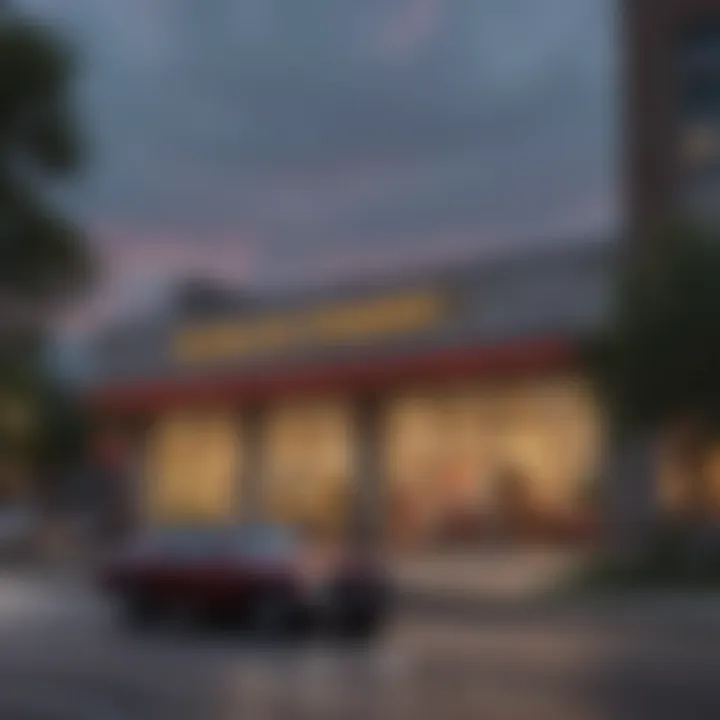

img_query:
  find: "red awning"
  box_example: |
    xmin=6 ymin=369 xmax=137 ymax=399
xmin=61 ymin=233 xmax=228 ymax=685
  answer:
xmin=85 ymin=338 xmax=581 ymax=415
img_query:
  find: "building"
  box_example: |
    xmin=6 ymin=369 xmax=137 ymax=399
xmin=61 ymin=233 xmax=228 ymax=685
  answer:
xmin=82 ymin=3 xmax=720 ymax=550
xmin=85 ymin=242 xmax=613 ymax=550
xmin=626 ymin=0 xmax=720 ymax=240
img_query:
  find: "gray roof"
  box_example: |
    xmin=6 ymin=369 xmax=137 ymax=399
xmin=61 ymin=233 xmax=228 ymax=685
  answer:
xmin=86 ymin=239 xmax=617 ymax=388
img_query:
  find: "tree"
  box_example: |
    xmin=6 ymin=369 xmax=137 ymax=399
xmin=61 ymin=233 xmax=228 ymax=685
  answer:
xmin=0 ymin=6 xmax=91 ymax=495
xmin=0 ymin=10 xmax=90 ymax=311
xmin=594 ymin=221 xmax=720 ymax=562
xmin=32 ymin=379 xmax=89 ymax=508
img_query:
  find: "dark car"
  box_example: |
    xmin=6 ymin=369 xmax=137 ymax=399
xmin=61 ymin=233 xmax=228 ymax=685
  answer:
xmin=96 ymin=524 xmax=391 ymax=639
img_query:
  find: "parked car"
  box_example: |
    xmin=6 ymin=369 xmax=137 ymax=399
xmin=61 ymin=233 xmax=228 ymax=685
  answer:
xmin=96 ymin=523 xmax=392 ymax=639
xmin=0 ymin=506 xmax=39 ymax=560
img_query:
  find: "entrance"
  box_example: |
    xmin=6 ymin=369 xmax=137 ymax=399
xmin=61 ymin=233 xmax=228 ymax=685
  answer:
xmin=261 ymin=399 xmax=354 ymax=539
xmin=385 ymin=378 xmax=602 ymax=549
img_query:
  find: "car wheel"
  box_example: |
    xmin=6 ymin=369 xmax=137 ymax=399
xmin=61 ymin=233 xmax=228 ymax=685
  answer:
xmin=122 ymin=593 xmax=163 ymax=630
xmin=335 ymin=611 xmax=384 ymax=644
xmin=325 ymin=581 xmax=389 ymax=643
xmin=168 ymin=596 xmax=204 ymax=632
xmin=250 ymin=590 xmax=298 ymax=640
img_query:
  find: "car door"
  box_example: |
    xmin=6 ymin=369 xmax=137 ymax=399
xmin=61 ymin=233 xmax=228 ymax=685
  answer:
xmin=195 ymin=535 xmax=254 ymax=615
xmin=144 ymin=536 xmax=189 ymax=605
xmin=166 ymin=532 xmax=221 ymax=611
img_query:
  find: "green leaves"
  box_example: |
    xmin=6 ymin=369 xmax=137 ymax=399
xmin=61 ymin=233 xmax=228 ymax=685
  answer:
xmin=0 ymin=10 xmax=91 ymax=312
xmin=0 ymin=187 xmax=91 ymax=299
xmin=596 ymin=221 xmax=720 ymax=438
xmin=0 ymin=17 xmax=79 ymax=175
xmin=0 ymin=8 xmax=90 ymax=474
xmin=33 ymin=380 xmax=88 ymax=473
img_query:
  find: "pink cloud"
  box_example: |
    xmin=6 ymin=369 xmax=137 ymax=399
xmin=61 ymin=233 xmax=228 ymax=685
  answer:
xmin=59 ymin=228 xmax=257 ymax=338
xmin=372 ymin=0 xmax=446 ymax=62
xmin=299 ymin=190 xmax=613 ymax=286
xmin=56 ymin=185 xmax=612 ymax=341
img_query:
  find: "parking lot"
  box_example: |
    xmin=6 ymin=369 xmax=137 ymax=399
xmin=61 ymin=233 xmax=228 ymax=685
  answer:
xmin=0 ymin=569 xmax=719 ymax=718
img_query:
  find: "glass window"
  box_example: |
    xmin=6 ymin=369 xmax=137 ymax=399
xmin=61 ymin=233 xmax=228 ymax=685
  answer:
xmin=145 ymin=413 xmax=242 ymax=525
xmin=384 ymin=377 xmax=603 ymax=546
xmin=234 ymin=525 xmax=298 ymax=561
xmin=262 ymin=400 xmax=353 ymax=538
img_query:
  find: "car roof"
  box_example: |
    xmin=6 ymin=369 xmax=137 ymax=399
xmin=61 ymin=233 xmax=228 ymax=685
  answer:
xmin=139 ymin=523 xmax=297 ymax=547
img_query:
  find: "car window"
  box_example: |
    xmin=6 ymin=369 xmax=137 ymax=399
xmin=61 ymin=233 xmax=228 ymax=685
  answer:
xmin=169 ymin=529 xmax=226 ymax=559
xmin=121 ymin=534 xmax=162 ymax=558
xmin=125 ymin=526 xmax=298 ymax=562
xmin=127 ymin=529 xmax=224 ymax=560
xmin=234 ymin=527 xmax=297 ymax=561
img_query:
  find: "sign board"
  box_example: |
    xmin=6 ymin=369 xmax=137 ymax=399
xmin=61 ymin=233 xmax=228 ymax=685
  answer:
xmin=173 ymin=290 xmax=449 ymax=365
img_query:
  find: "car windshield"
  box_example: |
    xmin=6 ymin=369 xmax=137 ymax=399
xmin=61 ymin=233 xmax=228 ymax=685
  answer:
xmin=123 ymin=525 xmax=298 ymax=561
xmin=124 ymin=528 xmax=224 ymax=557
xmin=234 ymin=525 xmax=298 ymax=561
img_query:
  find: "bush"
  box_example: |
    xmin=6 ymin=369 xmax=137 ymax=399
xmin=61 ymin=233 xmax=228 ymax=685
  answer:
xmin=577 ymin=521 xmax=720 ymax=591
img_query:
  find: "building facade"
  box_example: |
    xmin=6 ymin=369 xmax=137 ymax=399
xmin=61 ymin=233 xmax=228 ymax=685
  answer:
xmin=85 ymin=243 xmax=612 ymax=550
xmin=83 ymin=2 xmax=720 ymax=550
xmin=626 ymin=0 xmax=720 ymax=239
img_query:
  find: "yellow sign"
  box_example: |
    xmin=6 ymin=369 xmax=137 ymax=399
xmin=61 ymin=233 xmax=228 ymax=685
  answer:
xmin=173 ymin=290 xmax=447 ymax=365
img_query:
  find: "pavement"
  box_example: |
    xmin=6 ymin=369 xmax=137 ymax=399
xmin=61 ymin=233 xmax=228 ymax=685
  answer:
xmin=394 ymin=548 xmax=585 ymax=603
xmin=0 ymin=565 xmax=720 ymax=718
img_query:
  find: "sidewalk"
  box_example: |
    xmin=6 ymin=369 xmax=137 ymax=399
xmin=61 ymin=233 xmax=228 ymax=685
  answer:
xmin=394 ymin=550 xmax=587 ymax=607
xmin=0 ymin=566 xmax=96 ymax=630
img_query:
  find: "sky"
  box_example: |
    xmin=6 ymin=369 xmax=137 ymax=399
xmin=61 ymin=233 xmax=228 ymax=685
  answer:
xmin=18 ymin=0 xmax=616 ymax=338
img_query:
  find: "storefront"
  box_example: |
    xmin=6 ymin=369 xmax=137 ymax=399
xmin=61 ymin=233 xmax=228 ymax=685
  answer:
xmin=86 ymin=244 xmax=611 ymax=549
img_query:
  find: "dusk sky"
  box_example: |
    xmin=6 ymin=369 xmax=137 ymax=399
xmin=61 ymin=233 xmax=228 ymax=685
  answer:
xmin=19 ymin=0 xmax=615 ymax=338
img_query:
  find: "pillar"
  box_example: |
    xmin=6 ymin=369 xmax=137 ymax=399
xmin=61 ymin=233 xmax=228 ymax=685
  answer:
xmin=239 ymin=406 xmax=265 ymax=523
xmin=125 ymin=419 xmax=151 ymax=532
xmin=91 ymin=416 xmax=150 ymax=540
xmin=352 ymin=394 xmax=385 ymax=549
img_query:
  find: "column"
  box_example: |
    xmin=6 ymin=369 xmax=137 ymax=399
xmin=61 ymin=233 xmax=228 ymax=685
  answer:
xmin=92 ymin=417 xmax=149 ymax=541
xmin=352 ymin=394 xmax=385 ymax=549
xmin=239 ymin=406 xmax=265 ymax=523
xmin=125 ymin=418 xmax=152 ymax=533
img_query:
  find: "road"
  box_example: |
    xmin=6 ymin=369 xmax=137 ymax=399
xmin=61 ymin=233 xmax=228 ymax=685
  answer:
xmin=0 ymin=571 xmax=719 ymax=718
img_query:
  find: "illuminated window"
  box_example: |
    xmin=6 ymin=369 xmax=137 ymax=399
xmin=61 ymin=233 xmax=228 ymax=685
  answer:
xmin=262 ymin=400 xmax=354 ymax=537
xmin=384 ymin=378 xmax=603 ymax=545
xmin=145 ymin=413 xmax=242 ymax=524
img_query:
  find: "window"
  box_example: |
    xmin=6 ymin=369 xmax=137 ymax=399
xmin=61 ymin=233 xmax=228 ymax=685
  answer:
xmin=145 ymin=413 xmax=242 ymax=524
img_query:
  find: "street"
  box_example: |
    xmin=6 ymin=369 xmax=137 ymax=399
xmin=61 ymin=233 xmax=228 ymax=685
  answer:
xmin=0 ymin=572 xmax=719 ymax=719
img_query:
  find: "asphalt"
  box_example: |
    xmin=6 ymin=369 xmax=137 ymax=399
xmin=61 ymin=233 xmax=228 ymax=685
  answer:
xmin=1 ymin=569 xmax=720 ymax=718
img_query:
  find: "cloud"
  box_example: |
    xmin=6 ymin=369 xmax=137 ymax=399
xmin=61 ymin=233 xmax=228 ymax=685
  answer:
xmin=372 ymin=0 xmax=447 ymax=62
xmin=59 ymin=228 xmax=257 ymax=336
xmin=18 ymin=0 xmax=614 ymax=329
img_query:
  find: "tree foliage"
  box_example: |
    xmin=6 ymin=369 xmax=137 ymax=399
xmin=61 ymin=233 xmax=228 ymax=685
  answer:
xmin=33 ymin=379 xmax=88 ymax=472
xmin=0 ymin=7 xmax=91 ymax=476
xmin=596 ymin=222 xmax=720 ymax=439
xmin=0 ymin=10 xmax=90 ymax=311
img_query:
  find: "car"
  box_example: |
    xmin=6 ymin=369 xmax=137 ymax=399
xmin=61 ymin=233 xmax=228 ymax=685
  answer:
xmin=0 ymin=506 xmax=39 ymax=560
xmin=96 ymin=523 xmax=392 ymax=640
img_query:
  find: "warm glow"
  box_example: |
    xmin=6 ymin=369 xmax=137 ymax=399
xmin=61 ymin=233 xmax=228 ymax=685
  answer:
xmin=173 ymin=290 xmax=447 ymax=364
xmin=384 ymin=378 xmax=602 ymax=544
xmin=145 ymin=413 xmax=242 ymax=524
xmin=262 ymin=399 xmax=354 ymax=537
xmin=139 ymin=378 xmax=601 ymax=544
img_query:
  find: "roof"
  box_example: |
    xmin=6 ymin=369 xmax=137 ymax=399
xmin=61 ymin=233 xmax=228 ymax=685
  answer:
xmin=85 ymin=239 xmax=616 ymax=407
